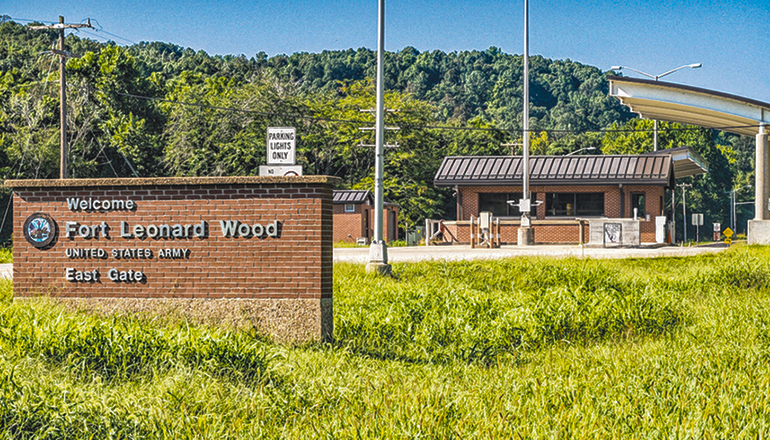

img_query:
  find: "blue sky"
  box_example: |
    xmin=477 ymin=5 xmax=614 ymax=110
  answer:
xmin=5 ymin=0 xmax=770 ymax=102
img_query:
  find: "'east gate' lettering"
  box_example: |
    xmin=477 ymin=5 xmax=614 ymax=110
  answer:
xmin=65 ymin=268 xmax=99 ymax=282
xmin=108 ymin=268 xmax=144 ymax=282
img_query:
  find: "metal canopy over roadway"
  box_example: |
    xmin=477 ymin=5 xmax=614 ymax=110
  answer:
xmin=608 ymin=76 xmax=770 ymax=137
xmin=608 ymin=75 xmax=770 ymax=244
xmin=642 ymin=146 xmax=708 ymax=179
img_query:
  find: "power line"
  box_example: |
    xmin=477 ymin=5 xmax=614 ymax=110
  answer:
xmin=112 ymin=91 xmax=373 ymax=125
xmin=112 ymin=90 xmax=763 ymax=135
xmin=79 ymin=18 xmax=137 ymax=45
xmin=8 ymin=17 xmax=57 ymax=24
xmin=11 ymin=16 xmax=136 ymax=45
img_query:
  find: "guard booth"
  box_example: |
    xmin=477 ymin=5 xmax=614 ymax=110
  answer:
xmin=432 ymin=148 xmax=707 ymax=245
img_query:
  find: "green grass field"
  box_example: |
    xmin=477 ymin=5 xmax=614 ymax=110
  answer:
xmin=2 ymin=246 xmax=770 ymax=438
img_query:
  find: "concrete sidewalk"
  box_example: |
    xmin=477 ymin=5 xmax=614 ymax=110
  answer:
xmin=0 ymin=244 xmax=730 ymax=279
xmin=334 ymin=243 xmax=730 ymax=263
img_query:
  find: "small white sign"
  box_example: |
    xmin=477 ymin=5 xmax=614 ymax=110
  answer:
xmin=713 ymin=222 xmax=721 ymax=232
xmin=259 ymin=165 xmax=303 ymax=177
xmin=691 ymin=213 xmax=704 ymax=226
xmin=266 ymin=127 xmax=296 ymax=165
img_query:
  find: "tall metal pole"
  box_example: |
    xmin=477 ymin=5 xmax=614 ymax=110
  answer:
xmin=373 ymin=0 xmax=385 ymax=247
xmin=517 ymin=0 xmax=534 ymax=246
xmin=58 ymin=16 xmax=67 ymax=179
xmin=366 ymin=0 xmax=390 ymax=274
xmin=522 ymin=0 xmax=529 ymax=204
xmin=731 ymin=189 xmax=735 ymax=232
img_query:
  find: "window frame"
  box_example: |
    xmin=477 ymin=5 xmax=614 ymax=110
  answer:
xmin=544 ymin=192 xmax=605 ymax=218
xmin=478 ymin=192 xmax=517 ymax=217
xmin=631 ymin=192 xmax=646 ymax=219
xmin=344 ymin=203 xmax=356 ymax=213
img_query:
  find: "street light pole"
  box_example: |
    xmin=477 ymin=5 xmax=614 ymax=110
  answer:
xmin=610 ymin=63 xmax=701 ymax=151
xmin=366 ymin=0 xmax=391 ymax=275
xmin=522 ymin=0 xmax=530 ymax=209
xmin=517 ymin=0 xmax=535 ymax=246
xmin=727 ymin=184 xmax=752 ymax=232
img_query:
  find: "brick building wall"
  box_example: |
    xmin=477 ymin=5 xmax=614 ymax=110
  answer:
xmin=332 ymin=204 xmax=399 ymax=243
xmin=7 ymin=176 xmax=339 ymax=342
xmin=333 ymin=203 xmax=370 ymax=243
xmin=449 ymin=183 xmax=666 ymax=244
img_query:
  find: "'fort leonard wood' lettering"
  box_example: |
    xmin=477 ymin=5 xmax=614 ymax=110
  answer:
xmin=53 ymin=197 xmax=283 ymax=283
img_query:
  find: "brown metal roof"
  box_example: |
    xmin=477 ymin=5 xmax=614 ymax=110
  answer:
xmin=434 ymin=155 xmax=674 ymax=187
xmin=333 ymin=190 xmax=371 ymax=204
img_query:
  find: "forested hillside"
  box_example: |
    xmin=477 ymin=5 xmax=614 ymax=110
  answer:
xmin=0 ymin=18 xmax=753 ymax=239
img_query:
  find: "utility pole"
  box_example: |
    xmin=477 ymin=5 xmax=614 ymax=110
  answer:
xmin=359 ymin=109 xmax=400 ymax=149
xmin=29 ymin=16 xmax=92 ymax=179
xmin=677 ymin=183 xmax=692 ymax=243
xmin=500 ymin=141 xmax=522 ymax=156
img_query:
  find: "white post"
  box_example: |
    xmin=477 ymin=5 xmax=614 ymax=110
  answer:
xmin=682 ymin=187 xmax=687 ymax=243
xmin=731 ymin=189 xmax=735 ymax=231
xmin=756 ymin=123 xmax=768 ymax=221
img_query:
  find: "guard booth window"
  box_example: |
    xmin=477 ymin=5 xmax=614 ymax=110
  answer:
xmin=632 ymin=193 xmax=645 ymax=219
xmin=545 ymin=193 xmax=604 ymax=217
xmin=478 ymin=193 xmax=516 ymax=217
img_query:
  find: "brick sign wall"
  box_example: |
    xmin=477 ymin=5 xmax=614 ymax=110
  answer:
xmin=6 ymin=176 xmax=339 ymax=342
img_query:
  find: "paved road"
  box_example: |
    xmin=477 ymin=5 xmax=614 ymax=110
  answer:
xmin=334 ymin=243 xmax=730 ymax=263
xmin=0 ymin=244 xmax=729 ymax=279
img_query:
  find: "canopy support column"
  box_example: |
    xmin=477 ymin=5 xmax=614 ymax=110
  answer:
xmin=749 ymin=123 xmax=770 ymax=243
xmin=756 ymin=123 xmax=768 ymax=220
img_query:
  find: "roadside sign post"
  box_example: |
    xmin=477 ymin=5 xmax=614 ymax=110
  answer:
xmin=713 ymin=222 xmax=721 ymax=241
xmin=691 ymin=214 xmax=703 ymax=245
xmin=723 ymin=227 xmax=734 ymax=245
xmin=260 ymin=127 xmax=303 ymax=176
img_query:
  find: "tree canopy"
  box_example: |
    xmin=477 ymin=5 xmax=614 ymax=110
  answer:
xmin=0 ymin=19 xmax=750 ymax=240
